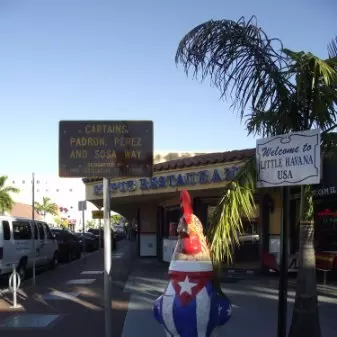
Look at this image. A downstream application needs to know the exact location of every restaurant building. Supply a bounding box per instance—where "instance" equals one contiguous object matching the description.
[84,148,292,270]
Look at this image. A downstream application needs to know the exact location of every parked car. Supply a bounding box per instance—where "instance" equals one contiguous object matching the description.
[0,216,59,280]
[51,229,82,262]
[75,232,98,252]
[88,228,117,250]
[85,232,99,250]
[113,224,126,240]
[87,228,103,247]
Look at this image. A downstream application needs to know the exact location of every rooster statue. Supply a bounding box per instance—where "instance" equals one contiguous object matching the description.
[153,189,232,337]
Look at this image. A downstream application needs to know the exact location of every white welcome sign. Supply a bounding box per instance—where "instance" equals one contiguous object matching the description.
[256,129,321,188]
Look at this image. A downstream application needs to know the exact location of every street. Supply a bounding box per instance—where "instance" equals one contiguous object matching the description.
[122,259,337,337]
[0,240,136,337]
[1,243,337,337]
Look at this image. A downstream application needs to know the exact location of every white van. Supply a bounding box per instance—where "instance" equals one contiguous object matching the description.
[0,216,58,280]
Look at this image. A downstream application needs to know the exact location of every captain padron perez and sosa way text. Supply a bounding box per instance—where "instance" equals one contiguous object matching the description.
[59,121,153,178]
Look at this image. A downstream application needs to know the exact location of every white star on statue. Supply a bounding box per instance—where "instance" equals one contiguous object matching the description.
[226,305,232,316]
[178,276,197,295]
[218,305,223,315]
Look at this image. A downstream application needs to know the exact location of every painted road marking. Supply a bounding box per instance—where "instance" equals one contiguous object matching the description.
[81,271,103,275]
[0,314,59,328]
[43,291,80,300]
[66,279,96,285]
[112,253,124,259]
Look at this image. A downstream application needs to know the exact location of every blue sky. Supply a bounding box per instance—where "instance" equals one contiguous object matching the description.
[0,0,336,175]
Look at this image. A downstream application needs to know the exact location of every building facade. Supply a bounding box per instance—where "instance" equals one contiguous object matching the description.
[83,149,337,271]
[84,149,279,267]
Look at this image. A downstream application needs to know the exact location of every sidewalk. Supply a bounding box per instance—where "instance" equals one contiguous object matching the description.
[0,240,137,337]
[122,259,337,337]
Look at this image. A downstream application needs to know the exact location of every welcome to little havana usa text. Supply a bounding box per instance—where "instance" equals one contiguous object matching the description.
[68,123,143,161]
[259,142,314,180]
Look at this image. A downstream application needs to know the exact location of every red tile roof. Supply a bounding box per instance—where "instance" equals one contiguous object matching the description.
[154,148,255,171]
[83,148,255,184]
[7,202,42,220]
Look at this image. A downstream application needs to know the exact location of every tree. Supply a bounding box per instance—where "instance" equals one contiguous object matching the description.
[0,176,20,214]
[176,16,337,337]
[35,196,58,220]
[111,213,123,224]
[86,220,96,229]
[54,216,69,230]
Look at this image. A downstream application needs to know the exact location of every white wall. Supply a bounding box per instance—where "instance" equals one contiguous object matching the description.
[5,174,97,229]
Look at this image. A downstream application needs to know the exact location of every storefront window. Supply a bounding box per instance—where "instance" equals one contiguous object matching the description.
[315,207,337,251]
[207,206,216,227]
[163,206,180,238]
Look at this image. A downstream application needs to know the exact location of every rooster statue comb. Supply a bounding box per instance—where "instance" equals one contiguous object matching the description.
[180,188,193,225]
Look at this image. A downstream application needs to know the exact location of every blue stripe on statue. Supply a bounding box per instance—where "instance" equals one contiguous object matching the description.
[173,294,198,337]
[206,290,217,337]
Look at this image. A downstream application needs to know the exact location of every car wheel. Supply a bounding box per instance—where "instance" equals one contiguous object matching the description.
[50,252,58,269]
[17,260,27,282]
[67,251,73,262]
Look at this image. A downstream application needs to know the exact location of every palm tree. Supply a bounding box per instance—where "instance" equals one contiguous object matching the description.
[35,196,58,220]
[54,216,69,229]
[0,176,20,214]
[176,16,337,337]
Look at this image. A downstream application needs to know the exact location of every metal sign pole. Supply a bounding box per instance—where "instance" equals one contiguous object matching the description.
[103,178,112,337]
[99,218,102,249]
[32,172,36,287]
[277,186,290,337]
[12,264,18,307]
[82,205,86,262]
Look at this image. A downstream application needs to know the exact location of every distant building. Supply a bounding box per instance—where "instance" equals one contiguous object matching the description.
[3,202,42,220]
[5,174,97,231]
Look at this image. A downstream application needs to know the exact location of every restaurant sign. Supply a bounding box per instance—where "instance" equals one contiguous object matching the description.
[93,166,241,195]
[59,120,153,178]
[92,210,104,219]
[256,129,321,188]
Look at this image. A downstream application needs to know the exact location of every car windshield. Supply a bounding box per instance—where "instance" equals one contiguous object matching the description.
[89,229,99,235]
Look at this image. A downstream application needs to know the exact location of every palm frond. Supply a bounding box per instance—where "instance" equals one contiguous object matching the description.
[0,176,19,212]
[280,49,337,131]
[245,94,302,137]
[1,186,20,194]
[284,49,337,85]
[207,156,257,268]
[328,36,337,59]
[35,197,58,216]
[321,131,337,156]
[0,176,10,188]
[175,16,292,118]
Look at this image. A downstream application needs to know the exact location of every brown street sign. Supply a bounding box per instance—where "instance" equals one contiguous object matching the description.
[92,210,104,219]
[59,120,153,178]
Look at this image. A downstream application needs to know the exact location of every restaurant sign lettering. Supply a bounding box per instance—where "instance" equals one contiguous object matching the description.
[93,166,241,195]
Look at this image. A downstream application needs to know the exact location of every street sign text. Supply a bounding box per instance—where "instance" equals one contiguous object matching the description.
[59,120,153,178]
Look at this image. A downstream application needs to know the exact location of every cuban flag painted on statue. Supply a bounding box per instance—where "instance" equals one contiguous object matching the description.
[153,271,232,337]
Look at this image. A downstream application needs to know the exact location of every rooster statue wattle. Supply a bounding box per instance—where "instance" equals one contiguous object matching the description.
[153,189,232,337]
